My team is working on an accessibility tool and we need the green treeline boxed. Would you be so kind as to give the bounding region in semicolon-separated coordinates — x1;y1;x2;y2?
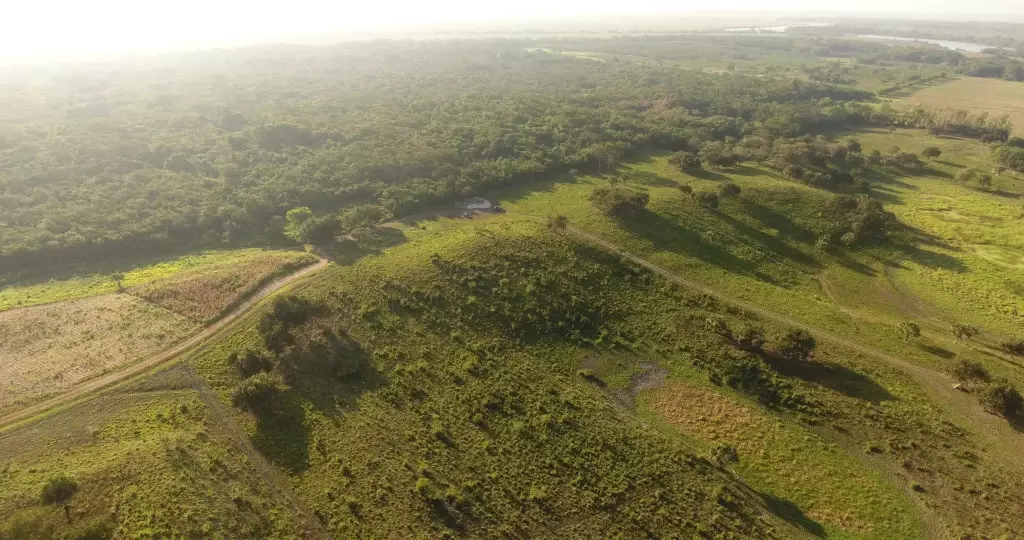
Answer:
0;40;874;270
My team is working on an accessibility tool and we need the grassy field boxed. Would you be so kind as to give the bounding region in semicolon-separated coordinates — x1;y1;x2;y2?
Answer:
128;251;318;323
903;77;1024;135
0;368;300;538
0;248;314;313
2;128;1024;537
0;295;197;413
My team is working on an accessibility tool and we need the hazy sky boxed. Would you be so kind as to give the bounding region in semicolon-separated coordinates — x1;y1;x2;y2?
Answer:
3;0;1021;60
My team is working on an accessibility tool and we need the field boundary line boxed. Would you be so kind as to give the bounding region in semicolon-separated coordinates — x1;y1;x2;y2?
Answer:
0;257;328;431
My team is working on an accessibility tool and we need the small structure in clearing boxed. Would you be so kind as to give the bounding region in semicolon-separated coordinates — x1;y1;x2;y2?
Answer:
456;197;493;211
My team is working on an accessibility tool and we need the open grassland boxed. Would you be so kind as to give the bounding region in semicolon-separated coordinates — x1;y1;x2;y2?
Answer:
0;295;197;413
180;207;1023;537
903;77;1024;135
851;129;1024;339
0;368;299;539
0;248;313;313
128;251;318;323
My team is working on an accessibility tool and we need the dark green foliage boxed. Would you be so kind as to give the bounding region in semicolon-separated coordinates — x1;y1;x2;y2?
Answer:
735;325;766;352
978;380;1023;418
817;195;897;247
668;151;702;170
693;191;720;210
950;323;980;343
258;295;325;353
896;322;921;342
710;444;739;467
775;329;816;362
922;146;942;160
339;205;388;234
950;360;990;383
546;214;568;232
717;182;741;200
999;340;1024;357
231;372;286;413
229;349;275;378
0;39;880;271
40;475;78;506
589;186;650;217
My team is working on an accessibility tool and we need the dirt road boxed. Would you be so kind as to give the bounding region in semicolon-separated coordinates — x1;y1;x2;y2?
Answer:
0;257;328;430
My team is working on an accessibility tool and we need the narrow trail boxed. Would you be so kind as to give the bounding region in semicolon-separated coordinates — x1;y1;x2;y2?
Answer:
0;257;328;429
184;366;332;540
565;226;1024;467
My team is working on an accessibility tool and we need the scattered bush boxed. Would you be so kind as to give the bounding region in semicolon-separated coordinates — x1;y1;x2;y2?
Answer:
1000;340;1024;357
40;474;78;506
710;444;739;467
950;359;990;383
978;379;1023;418
668;151;702;170
717;182;741;199
896;321;921;342
231;372;286;413
774;329;816;362
693;191;719;210
589;186;650;217
229;349;275;377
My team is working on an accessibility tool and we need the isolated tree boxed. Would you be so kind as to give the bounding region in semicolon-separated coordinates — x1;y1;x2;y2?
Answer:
111;272;125;292
668;151;702;171
284;207;314;242
339;204;387;233
232;372;286;414
845;138;862;154
978;174;993;191
589;186;649;217
693;191;719;210
717;182;741;200
735;325;766;352
40;474;78;523
677;183;694;195
956;168;978;186
896;321;921;343
950;359;990;383
950;323;980;343
547;214;569;232
978;379;1023;418
921;146;942;160
710;443;739;467
775;329;816;362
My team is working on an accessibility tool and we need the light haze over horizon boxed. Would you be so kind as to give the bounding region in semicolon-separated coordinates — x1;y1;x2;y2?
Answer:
4;0;1023;62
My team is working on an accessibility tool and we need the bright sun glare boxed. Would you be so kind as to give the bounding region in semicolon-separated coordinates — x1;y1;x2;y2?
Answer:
3;0;1021;60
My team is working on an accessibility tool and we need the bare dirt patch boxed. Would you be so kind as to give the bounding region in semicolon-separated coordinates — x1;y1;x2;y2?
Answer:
0;294;197;413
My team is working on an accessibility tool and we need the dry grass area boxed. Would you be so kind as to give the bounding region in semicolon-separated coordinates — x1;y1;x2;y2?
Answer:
128;252;316;323
0;294;196;412
647;382;910;536
903;77;1024;135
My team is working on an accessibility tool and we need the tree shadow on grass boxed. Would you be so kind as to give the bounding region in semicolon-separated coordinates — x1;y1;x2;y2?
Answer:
252;342;384;474
898;245;967;273
713;211;821;271
766;355;896;404
739;200;816;244
688;169;731;181
616;208;778;284
858;167;917;190
626;169;680;188
760;492;826;538
918;343;956;359
936;160;965;169
322;227;409;265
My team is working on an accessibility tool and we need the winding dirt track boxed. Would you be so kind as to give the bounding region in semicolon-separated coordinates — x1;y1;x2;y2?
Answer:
0;257;328;430
565;226;1024;464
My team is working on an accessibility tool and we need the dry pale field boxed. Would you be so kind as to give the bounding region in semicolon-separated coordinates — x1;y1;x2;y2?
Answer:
128;252;316;323
903;77;1024;135
0;294;197;412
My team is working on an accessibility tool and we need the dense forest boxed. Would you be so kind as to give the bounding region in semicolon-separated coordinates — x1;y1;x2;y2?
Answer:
0;35;1015;271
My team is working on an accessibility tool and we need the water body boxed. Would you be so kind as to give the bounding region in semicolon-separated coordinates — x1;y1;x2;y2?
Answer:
723;23;834;33
854;35;997;53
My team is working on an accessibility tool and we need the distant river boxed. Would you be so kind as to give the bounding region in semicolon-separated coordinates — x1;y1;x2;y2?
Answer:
854;35;996;53
723;23;833;33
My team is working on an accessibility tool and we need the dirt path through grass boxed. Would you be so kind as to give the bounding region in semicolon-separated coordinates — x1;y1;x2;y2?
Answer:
566;226;1024;470
184;366;332;539
0;257;327;429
